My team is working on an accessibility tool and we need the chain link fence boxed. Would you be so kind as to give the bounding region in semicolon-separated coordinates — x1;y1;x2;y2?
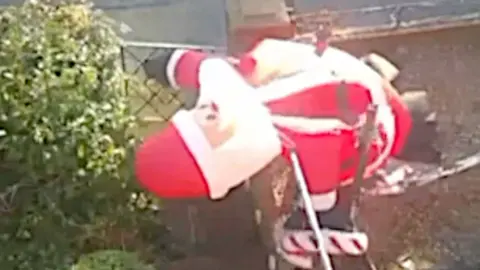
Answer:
120;40;224;136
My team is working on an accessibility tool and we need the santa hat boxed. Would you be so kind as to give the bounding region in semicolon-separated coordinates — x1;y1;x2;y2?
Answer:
135;110;211;199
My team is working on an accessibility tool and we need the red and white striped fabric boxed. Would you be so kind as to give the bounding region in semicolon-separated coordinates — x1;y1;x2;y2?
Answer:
273;214;368;269
273;218;369;269
280;229;368;256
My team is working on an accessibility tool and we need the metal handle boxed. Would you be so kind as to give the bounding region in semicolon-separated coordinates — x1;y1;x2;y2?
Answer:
289;148;334;270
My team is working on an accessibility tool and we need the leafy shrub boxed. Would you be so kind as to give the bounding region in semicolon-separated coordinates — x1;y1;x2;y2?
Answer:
72;250;155;270
0;1;170;269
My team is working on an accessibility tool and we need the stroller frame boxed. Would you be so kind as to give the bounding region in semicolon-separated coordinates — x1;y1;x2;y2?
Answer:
265;76;380;270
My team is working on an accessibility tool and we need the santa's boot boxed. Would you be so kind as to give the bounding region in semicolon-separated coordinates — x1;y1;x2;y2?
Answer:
363;90;442;196
395;91;440;164
275;185;370;269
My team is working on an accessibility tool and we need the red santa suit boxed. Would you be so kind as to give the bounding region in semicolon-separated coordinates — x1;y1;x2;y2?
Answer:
136;39;412;203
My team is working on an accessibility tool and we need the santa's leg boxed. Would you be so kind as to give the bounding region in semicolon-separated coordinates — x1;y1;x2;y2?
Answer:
394;91;440;164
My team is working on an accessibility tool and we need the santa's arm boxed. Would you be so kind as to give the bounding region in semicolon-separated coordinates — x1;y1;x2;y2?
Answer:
136;58;282;199
142;49;212;91
140;40;303;92
142;48;254;92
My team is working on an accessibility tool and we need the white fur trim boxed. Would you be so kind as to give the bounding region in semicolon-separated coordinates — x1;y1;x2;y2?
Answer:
171;108;213;174
256;45;396;178
271;115;349;135
190;58;282;199
256;47;388;105
166;49;188;89
226;57;240;65
297;190;337;211
362;53;399;82
198;58;256;95
172;109;212;164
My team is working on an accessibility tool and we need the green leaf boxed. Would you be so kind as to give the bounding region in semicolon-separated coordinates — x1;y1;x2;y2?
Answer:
0;1;168;269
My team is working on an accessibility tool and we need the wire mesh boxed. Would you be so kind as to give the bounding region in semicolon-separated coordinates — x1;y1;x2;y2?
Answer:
120;40;225;136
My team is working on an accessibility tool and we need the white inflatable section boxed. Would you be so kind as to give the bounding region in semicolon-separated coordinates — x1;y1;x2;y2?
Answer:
184;58;282;199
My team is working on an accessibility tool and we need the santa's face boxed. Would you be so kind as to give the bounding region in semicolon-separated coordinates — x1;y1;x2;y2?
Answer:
192;101;236;148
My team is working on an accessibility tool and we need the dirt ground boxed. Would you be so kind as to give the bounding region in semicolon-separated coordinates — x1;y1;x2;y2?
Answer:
163;25;480;270
334;25;480;270
360;168;480;270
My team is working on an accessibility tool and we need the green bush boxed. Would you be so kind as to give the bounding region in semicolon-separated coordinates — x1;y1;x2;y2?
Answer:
0;1;172;269
72;250;155;270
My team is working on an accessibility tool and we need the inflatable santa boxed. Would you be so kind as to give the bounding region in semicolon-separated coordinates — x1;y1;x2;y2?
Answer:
135;56;283;199
135;39;423;268
137;39;413;198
